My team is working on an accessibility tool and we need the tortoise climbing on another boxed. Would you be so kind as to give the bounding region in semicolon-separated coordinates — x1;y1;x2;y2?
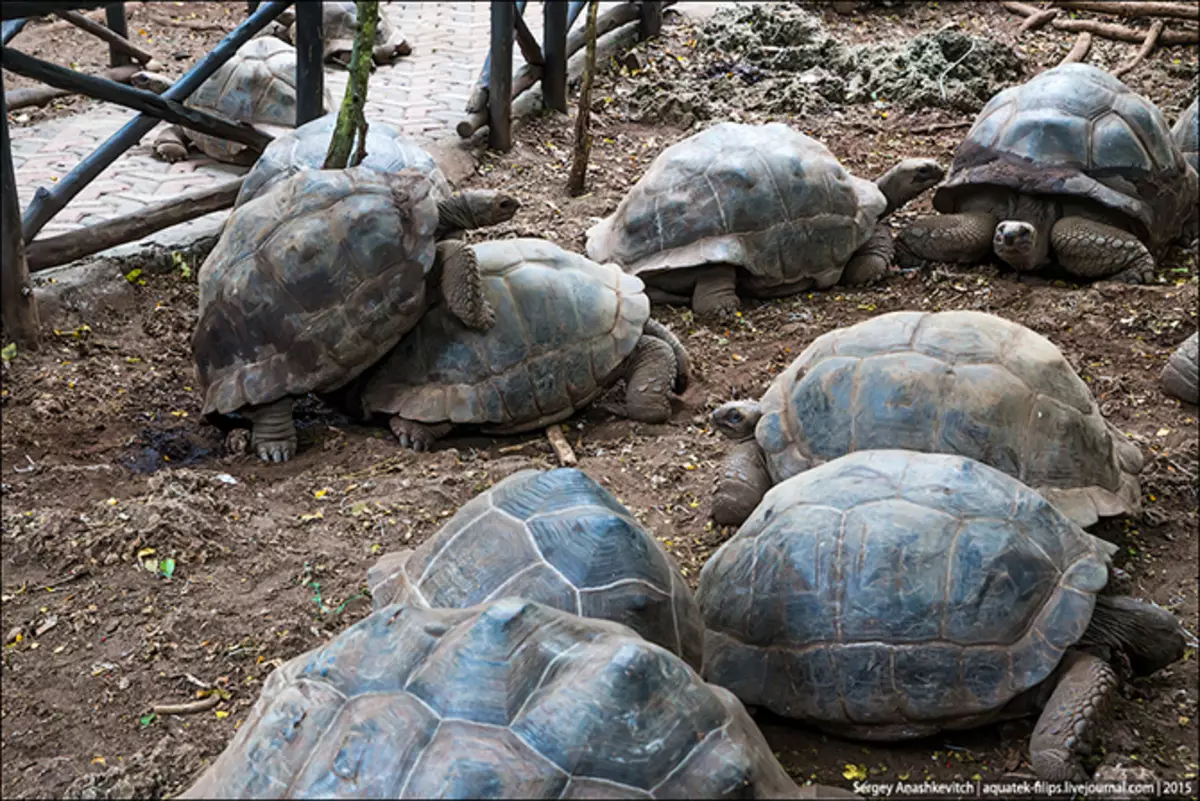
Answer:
711;310;1143;528
897;64;1197;283
1161;332;1198;405
368;468;704;669
279;1;411;67
697;450;1191;782
193;167;519;463
154;37;332;165
585;122;944;316
1172;97;1198;173
181;598;848;799
341;238;691;452
235;112;449;206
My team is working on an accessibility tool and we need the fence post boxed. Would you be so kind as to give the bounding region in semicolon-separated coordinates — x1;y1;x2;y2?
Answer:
0;68;40;350
105;4;132;67
640;1;663;38
488;1;514;151
294;0;324;125
247;2;260;14
543;1;568;113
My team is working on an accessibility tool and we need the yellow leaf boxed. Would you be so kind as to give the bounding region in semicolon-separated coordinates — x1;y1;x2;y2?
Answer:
313;488;329;499
843;764;868;781
1181;716;1191;726
215;710;230;719
106;497;119;506
136;547;156;559
299;510;324;523
1156;428;1170;437
91;756;106;766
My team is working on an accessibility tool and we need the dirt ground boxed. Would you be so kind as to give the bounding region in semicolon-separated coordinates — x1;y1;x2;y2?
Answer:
2;2;1198;798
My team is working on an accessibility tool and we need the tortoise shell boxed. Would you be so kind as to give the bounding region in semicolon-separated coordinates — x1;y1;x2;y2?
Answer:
1172;97;1199;173
936;63;1195;253
235;112;450;206
367;468;704;669
1161;331;1198;405
751;309;1143;527
353;238;650;433
185;37;332;163
585;122;885;294
308;1;409;64
181;598;804;799
697;450;1115;731
193;167;439;419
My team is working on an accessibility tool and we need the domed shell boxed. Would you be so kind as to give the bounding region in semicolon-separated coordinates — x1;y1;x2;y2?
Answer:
1172;97;1199;173
193;167;438;419
585;122;884;293
354;238;650;433
1161;331;1198;405
181;598;804;799
186;37;332;163
312;1;409;63
752;309;1143;528
697;450;1115;730
936;63;1194;251
368;468;704;669
235;112;451;206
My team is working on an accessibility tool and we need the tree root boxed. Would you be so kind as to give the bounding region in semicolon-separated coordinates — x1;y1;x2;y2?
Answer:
1112;19;1165;77
1018;8;1060;34
1060;31;1093;64
1053;1;1199;21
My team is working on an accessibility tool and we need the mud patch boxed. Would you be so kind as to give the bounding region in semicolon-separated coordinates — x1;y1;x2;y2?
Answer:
122;427;214;474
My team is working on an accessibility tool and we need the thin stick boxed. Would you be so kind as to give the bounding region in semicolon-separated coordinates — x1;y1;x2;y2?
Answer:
909;120;973;134
566;0;598;196
152;695;221;716
1053;1;1199;21
545;424;578;466
1018;8;1059;34
52;10;158;65
1059;31;1093;63
1112;19;1165;76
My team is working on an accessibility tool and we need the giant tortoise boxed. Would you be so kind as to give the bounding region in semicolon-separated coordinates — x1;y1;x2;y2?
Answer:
585;122;944;316
1172;97;1198;173
181;598;849;799
897;64;1197;283
711;310;1143;528
154;37;331;165
192;167;518;463
697;450;1190;781
367;468;705;669
341;238;691;452
1161;332;1198;405
279;1;411;67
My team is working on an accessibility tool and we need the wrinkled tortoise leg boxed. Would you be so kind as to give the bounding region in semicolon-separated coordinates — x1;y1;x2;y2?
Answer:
1029;650;1120;781
623;335;677;423
1051;217;1156;284
245;398;298;463
153;125;190;163
436;239;495;331
372;42;409;64
841;225;895;286
692;266;740;318
389;417;453;453
712;441;772;526
895;212;996;267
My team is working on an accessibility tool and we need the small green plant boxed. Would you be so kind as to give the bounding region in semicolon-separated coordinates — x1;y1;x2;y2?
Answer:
124;267;146;286
172;251;193;281
1;343;16;364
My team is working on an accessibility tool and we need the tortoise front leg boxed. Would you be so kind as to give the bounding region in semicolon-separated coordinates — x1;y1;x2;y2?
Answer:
1051;217;1156;283
436;239;495;331
692;266;740;318
841;225;894;286
244;398;298;463
712;441;772;526
389;416;453;452
153;126;190;163
623;335;677;423
895;212;996;267
1029;650;1119;781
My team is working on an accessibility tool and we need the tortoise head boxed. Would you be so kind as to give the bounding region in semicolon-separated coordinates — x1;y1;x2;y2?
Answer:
993;220;1039;271
437;190;520;236
712;401;762;441
1084;595;1194;677
877;158;945;215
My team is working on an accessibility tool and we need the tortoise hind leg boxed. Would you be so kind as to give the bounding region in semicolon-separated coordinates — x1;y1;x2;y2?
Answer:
436;239;495;331
153;125;190;163
623;335;676;423
712;441;771;526
895;212;996;267
245;398;298;463
1029;651;1119;781
390;417;453;452
841;225;895;286
692;266;740;317
1051;216;1155;283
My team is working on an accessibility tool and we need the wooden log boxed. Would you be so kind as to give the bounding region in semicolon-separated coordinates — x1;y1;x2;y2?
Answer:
5;64;142;111
543;1;569;113
545;424;578;466
1052;17;1197;45
488;1;515;151
25;177;246;272
1053;1;1199;21
567;0;598;196
0;47;273;151
1060;31;1093;63
0;68;40;350
1112;18;1165;76
464;0;528;115
514;6;544;66
1017;8;1059;34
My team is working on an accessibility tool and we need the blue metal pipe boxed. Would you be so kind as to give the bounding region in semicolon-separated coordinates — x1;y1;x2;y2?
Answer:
2;18;28;45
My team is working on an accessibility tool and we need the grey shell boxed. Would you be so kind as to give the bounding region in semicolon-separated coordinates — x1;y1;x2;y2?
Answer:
355;238;650;433
584;122;886;294
936;63;1195;253
307;1;409;63
235;113;450;206
185;37;333;163
1161;332;1198;405
697;450;1115;731
367;468;704;670
193;168;439;418
1172;98;1199;173
181;598;802;799
751;310;1143;528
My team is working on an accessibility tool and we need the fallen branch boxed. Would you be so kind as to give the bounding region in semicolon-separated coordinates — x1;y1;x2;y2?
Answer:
567;0;598;197
1112;19;1165;76
53;9;159;64
1052;16;1197;45
1000;1;1041;17
5;64;142;111
1018;8;1059;34
545;424;578;466
1053;1;1199;21
151;695;221;716
1060;31;1093;63
909;120;974;134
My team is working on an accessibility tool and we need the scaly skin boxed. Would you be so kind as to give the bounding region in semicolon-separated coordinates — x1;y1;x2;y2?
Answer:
245;397;297;463
623;336;677;423
1029;651;1119;781
842;225;895;286
692;266;740;317
153;126;190;163
437;240;495;331
712;440;772;526
1050;217;1156;283
895;212;997;267
389;418;452;452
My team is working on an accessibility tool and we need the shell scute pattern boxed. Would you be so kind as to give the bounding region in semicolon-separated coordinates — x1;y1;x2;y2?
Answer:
182;599;798;799
366;469;704;670
697;450;1112;727
1172;98;1199;171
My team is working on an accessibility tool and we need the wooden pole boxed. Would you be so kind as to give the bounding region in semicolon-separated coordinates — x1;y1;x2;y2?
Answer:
566;0;598;196
0;67;40;350
325;0;378;169
488;1;515;151
104;4;132;67
5;64;142;111
25;178;246;272
294;0;325;125
52;9;156;66
465;0;528;114
543;1;568;113
640;1;663;38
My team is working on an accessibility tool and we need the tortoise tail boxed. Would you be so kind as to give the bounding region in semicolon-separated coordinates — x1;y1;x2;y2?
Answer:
644;318;691;394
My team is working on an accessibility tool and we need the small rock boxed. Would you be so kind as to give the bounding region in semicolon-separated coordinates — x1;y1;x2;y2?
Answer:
5;626;22;644
117;677;131;691
214;473;238;485
35;615;58;636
